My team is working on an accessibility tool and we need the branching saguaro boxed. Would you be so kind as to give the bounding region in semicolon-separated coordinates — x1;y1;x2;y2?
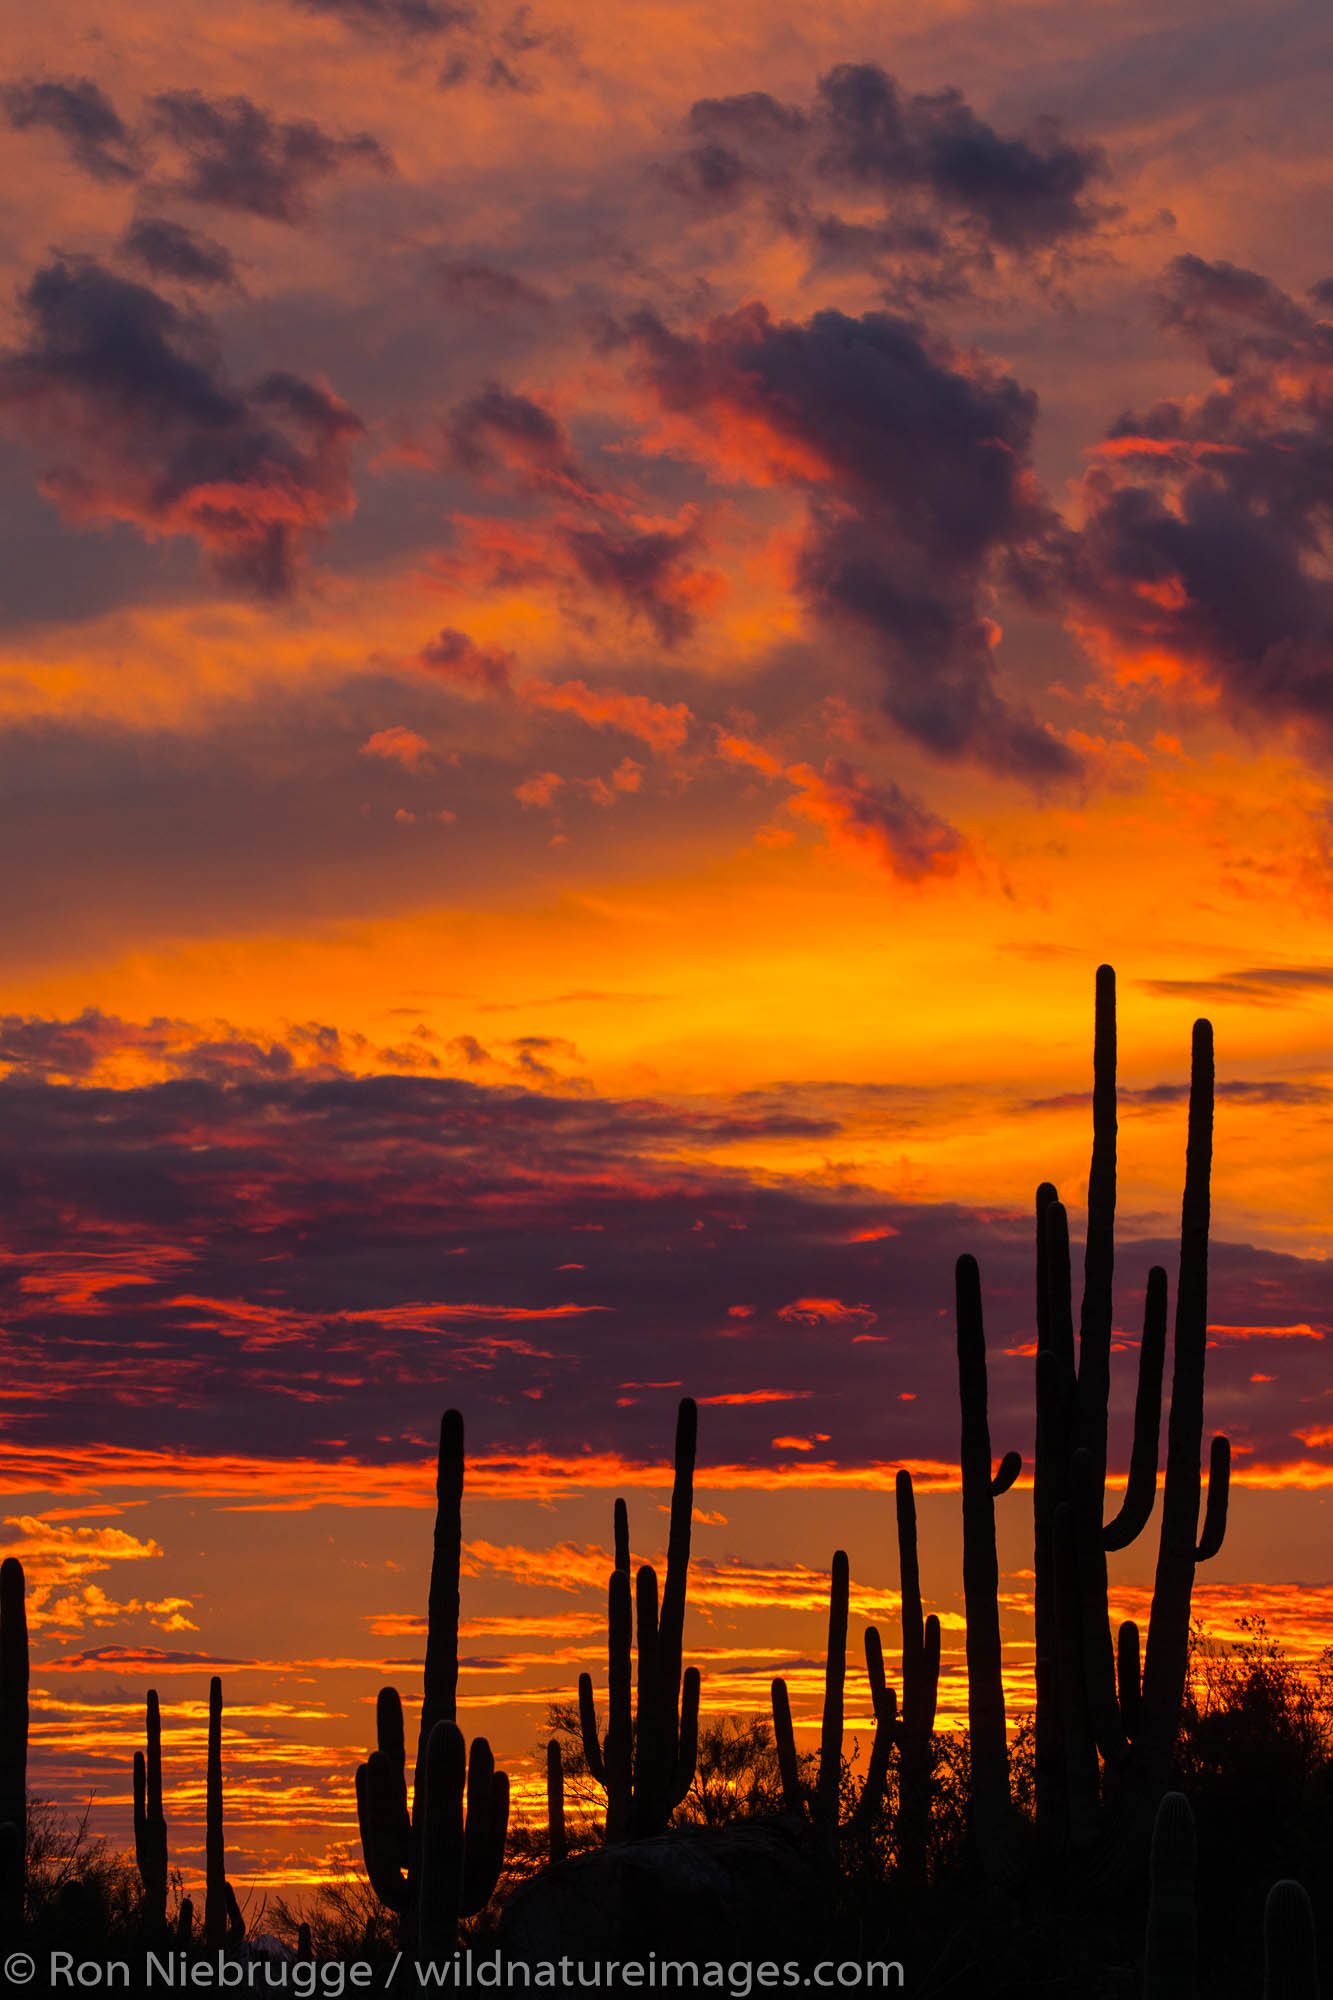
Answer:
1031;970;1230;1869
849;1471;941;1898
356;1411;509;1954
133;1688;168;1932
578;1399;700;1842
0;1559;27;1939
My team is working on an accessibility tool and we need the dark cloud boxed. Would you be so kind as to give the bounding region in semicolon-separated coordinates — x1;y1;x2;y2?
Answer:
417;626;516;695
667;64;1110;277
1070;256;1333;753
1;76;141;184
291;0;472;32
435;260;551;316
444;383;581;487
562;523;703;644
118;218;237;289
1139;965;1333;1006
148;91;392;223
813;65;1108;251
627;304;1077;776
0;1031;1323;1491
0;256;361;595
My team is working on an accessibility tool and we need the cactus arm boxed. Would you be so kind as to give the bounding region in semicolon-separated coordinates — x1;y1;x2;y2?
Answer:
1263;1880;1319;2000
851;1629;895;1831
224;1882;245;1946
1143;1791;1197;2000
417;1720;466;1962
613;1497;630;1577
546;1741;567;1865
356;1754;411;1912
1140;1021;1215;1777
991;1452;1022;1497
576;1672;606;1787
671;1667;700;1810
955;1254;1013;1859
1117;1620;1142;1740
1104;1265;1167;1551
630;1564;661;1834
1194;1435;1230;1561
921;1616;941;1734
460;1738;496;1916
770;1678;802;1815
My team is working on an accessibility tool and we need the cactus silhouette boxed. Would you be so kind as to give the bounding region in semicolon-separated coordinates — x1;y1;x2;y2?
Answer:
1143;1790;1196;2000
955;1253;1023;1872
356;1411;509;1950
0;1558;26;1938
850;1471;941;1894
133;1688;168;1932
772;1550;850;1863
1027;969;1230;1867
546;1740;566;1865
1262;1880;1319;2000
204;1677;229;1949
578;1399;700;1841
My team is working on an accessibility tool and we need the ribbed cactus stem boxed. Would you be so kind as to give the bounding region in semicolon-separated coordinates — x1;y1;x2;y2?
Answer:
547;1741;566;1865
417;1721;465;1962
1263;1880;1319;2000
413;1411;464;1822
1143;1790;1197;2000
204;1676;226;1950
0;1557;27;1936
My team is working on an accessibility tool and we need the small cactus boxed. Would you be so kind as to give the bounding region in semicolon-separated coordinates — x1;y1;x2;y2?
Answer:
1263;1880;1319;2000
1143;1790;1196;2000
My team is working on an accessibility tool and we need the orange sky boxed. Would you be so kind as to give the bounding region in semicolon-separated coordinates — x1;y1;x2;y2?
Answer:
0;0;1329;1903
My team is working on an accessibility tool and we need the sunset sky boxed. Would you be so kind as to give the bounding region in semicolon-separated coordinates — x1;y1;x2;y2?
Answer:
0;0;1330;1904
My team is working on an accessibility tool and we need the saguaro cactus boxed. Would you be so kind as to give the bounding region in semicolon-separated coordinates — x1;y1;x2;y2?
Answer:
578;1399;700;1841
1143;1790;1196;2000
0;1559;27;1936
955;1255;1022;1872
851;1472;941;1892
204;1677;227;1950
1032;973;1229;1865
1262;1880;1319;2000
546;1740;566;1866
356;1411;509;1951
133;1688;168;1931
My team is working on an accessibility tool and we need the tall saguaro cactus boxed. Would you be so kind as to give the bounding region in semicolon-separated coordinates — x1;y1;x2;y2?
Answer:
1031;970;1230;1867
955;1255;1022;1871
204;1677;227;1949
578;1399;700;1842
356;1411;509;1952
133;1688;168;1932
0;1559;27;1937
